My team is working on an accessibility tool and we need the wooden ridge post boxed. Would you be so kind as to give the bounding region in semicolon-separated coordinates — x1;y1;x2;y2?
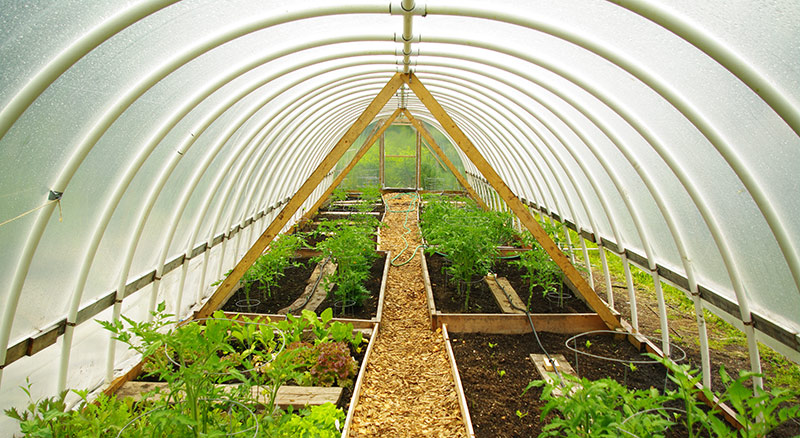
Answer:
298;108;403;224
403;73;620;330
195;73;404;319
402;109;488;210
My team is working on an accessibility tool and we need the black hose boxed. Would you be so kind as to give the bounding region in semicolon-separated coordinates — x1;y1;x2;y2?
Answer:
492;275;566;388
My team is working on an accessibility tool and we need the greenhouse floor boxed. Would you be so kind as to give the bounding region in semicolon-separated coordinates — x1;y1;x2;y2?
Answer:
349;195;467;437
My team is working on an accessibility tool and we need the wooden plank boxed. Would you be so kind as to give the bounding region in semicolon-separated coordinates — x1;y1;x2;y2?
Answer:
195;73;404;320
484;276;525;314
115;381;342;409
343;323;380;437
374;251;391;323
437;313;607;335
404;73;621;331
420;249;438;330
530;353;578;397
300;108;402;225
275;385;343;410
221;312;377;331
278;260;336;315
443;324;476;438
402;109;488;210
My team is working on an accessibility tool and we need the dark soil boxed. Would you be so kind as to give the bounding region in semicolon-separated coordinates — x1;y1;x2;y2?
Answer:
493;257;593;314
426;253;592;314
316;255;386;320
220;258;316;314
452;332;703;438
426;252;501;313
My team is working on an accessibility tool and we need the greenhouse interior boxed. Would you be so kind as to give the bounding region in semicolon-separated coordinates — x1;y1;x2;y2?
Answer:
1;0;799;436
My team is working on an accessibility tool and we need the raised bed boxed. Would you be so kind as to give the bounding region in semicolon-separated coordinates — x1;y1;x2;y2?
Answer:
221;251;390;324
116;319;380;434
447;329;740;438
421;250;607;334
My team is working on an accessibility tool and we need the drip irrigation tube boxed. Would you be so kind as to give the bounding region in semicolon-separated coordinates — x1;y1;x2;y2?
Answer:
491;275;566;388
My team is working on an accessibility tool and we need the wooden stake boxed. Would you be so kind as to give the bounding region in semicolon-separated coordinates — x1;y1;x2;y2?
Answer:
402;109;488;210
404;73;620;330
195;73;404;319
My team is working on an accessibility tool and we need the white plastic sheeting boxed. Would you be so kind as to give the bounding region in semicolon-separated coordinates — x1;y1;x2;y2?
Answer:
0;0;798;429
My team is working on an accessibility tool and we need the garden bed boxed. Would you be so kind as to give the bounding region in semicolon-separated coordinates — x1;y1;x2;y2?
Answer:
221;252;389;323
426;253;592;315
220;256;316;314
450;331;695;438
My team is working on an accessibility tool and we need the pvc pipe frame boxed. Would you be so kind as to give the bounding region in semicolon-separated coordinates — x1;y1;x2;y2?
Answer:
0;2;395;389
3;0;795;392
402;66;703;380
408;58;713;382
402;41;751;385
57;37;394;391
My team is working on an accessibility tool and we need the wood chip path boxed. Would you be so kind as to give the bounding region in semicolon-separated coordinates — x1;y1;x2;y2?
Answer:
350;195;467;437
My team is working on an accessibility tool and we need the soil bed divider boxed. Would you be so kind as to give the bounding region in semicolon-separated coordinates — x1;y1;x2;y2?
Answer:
342;322;380;437
442;323;476;438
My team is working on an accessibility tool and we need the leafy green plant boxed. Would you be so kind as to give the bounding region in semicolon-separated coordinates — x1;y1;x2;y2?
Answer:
98;305;275;435
512;233;564;308
719;366;800;437
315;220;378;308
242;233;306;300
266;403;345;438
526;374;674;438
421;197;516;310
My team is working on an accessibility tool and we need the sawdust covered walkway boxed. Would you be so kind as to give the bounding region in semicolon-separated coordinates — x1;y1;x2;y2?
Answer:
350;194;466;437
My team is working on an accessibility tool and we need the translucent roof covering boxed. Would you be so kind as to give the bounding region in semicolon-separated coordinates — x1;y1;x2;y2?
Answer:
1;0;798;425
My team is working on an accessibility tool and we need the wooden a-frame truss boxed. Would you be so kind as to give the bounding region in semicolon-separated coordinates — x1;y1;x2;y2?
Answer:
195;72;621;332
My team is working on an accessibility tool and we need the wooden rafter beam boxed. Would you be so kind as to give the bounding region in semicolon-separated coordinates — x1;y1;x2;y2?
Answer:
195;73;404;319
402;109;488;210
403;72;621;330
299;107;403;224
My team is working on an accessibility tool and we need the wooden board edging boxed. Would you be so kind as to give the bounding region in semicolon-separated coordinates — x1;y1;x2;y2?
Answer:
343;322;380;437
437;313;607;335
375;250;391;324
442;324;476;438
420;249;438;330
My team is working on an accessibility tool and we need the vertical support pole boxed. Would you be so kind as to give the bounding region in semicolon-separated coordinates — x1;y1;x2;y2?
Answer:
579;234;595;290
621;252;639;332
652;270;671;357
379;130;385;188
598;244;615;309
415;129;422;190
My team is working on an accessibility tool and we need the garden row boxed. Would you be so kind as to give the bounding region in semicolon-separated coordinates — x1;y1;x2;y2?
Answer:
418;194;800;438
5;189;390;437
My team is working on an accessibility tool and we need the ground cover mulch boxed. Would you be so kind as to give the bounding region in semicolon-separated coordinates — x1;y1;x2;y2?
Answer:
349;194;466;437
220;259;315;314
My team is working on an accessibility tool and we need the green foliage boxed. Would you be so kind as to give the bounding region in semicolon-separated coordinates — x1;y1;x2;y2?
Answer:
242;233;306;299
272;308;364;350
511;239;563;309
527;374;673;438
421;197;517;310
330;187;348;203
314;219;378;307
267;403;345;438
719;366;800;437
